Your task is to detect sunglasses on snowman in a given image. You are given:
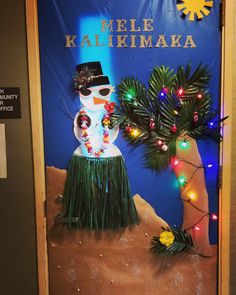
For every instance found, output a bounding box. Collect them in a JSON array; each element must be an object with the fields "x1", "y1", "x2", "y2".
[{"x1": 80, "y1": 86, "x2": 114, "y2": 97}]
